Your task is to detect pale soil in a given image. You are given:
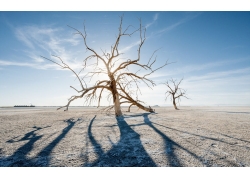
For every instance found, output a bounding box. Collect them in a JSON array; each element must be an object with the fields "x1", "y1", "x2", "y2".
[{"x1": 0, "y1": 106, "x2": 249, "y2": 167}]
